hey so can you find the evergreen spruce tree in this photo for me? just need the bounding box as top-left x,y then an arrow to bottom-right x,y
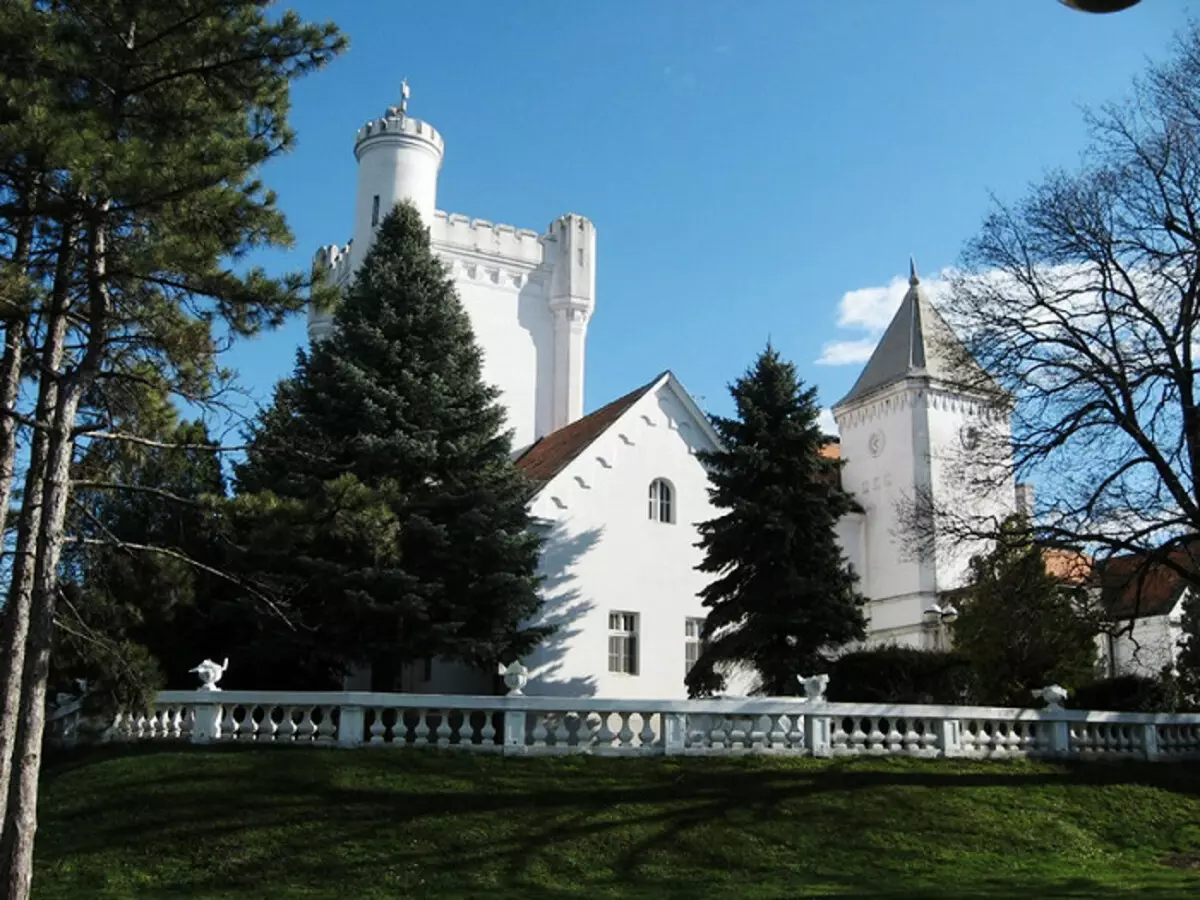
236,202 -> 548,687
686,346 -> 866,697
950,516 -> 1099,706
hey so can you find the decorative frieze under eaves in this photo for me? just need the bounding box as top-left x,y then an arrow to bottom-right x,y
437,248 -> 549,291
835,382 -> 1006,431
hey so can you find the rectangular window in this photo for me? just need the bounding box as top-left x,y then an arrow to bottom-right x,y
685,617 -> 704,677
608,611 -> 639,675
371,194 -> 381,227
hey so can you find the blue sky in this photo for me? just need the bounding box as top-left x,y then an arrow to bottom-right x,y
224,0 -> 1197,437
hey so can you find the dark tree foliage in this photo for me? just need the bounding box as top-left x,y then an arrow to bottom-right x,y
823,647 -> 975,705
951,517 -> 1099,706
235,203 -> 548,687
686,346 -> 866,697
1068,673 -> 1190,713
0,5 -> 346,895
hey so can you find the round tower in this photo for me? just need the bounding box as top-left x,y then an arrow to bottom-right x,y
308,84 -> 445,343
347,82 -> 445,273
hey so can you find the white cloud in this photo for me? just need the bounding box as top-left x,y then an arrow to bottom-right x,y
818,408 -> 837,435
815,340 -> 877,366
816,269 -> 952,367
835,277 -> 910,332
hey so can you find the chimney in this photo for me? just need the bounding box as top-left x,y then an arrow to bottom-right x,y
1015,482 -> 1035,518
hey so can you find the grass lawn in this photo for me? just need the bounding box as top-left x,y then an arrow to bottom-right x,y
31,744 -> 1200,898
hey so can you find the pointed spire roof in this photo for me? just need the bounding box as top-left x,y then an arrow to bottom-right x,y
834,260 -> 1000,409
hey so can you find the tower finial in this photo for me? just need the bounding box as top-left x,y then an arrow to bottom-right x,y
909,256 -> 919,286
399,78 -> 410,115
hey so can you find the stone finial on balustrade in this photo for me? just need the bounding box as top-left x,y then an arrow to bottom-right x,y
1033,684 -> 1069,711
189,658 -> 229,692
799,673 -> 830,704
499,660 -> 529,696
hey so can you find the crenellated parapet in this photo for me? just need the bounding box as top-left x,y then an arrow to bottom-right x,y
312,242 -> 354,287
431,211 -> 546,268
354,113 -> 444,159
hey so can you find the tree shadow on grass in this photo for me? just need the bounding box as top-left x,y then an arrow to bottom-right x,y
35,746 -> 1200,899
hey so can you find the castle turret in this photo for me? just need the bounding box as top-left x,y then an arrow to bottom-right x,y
547,213 -> 596,430
832,258 -> 1014,647
309,82 -> 445,343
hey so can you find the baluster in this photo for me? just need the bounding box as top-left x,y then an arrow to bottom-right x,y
744,715 -> 763,751
458,711 -> 476,746
414,710 -> 430,747
617,712 -> 635,749
709,716 -> 727,751
551,713 -> 570,748
368,708 -> 386,745
277,707 -> 297,742
886,718 -> 904,752
866,718 -> 886,754
316,706 -> 336,744
1009,722 -> 1023,754
436,711 -> 452,747
480,711 -> 496,746
963,720 -> 980,755
769,715 -> 787,750
301,707 -> 319,742
596,712 -> 615,748
786,714 -> 804,751
639,713 -> 656,749
248,705 -> 266,742
1075,724 -> 1092,755
531,714 -> 549,748
846,718 -> 866,754
992,722 -> 1009,755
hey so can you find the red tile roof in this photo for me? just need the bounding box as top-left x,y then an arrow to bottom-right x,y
1098,545 -> 1199,619
515,374 -> 664,491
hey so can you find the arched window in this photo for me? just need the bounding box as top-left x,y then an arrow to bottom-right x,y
648,478 -> 674,523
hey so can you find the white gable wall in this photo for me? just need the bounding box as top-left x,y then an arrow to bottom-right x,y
1101,594 -> 1188,679
522,380 -> 740,699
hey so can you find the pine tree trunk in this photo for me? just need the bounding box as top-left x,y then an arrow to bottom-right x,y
0,208 -> 35,544
0,222 -> 73,849
1,382 -> 83,900
1,207 -> 106,899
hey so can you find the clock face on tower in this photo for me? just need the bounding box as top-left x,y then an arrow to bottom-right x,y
960,424 -> 980,451
868,430 -> 885,457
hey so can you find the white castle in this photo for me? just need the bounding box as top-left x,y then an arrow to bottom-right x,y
313,88 -> 1178,697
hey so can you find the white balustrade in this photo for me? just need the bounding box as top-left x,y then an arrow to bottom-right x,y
55,689 -> 1200,762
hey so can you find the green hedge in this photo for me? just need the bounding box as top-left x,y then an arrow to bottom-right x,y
824,647 -> 975,705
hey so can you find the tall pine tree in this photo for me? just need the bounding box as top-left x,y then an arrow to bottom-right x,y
235,202 -> 548,688
0,5 -> 344,893
686,346 -> 866,697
